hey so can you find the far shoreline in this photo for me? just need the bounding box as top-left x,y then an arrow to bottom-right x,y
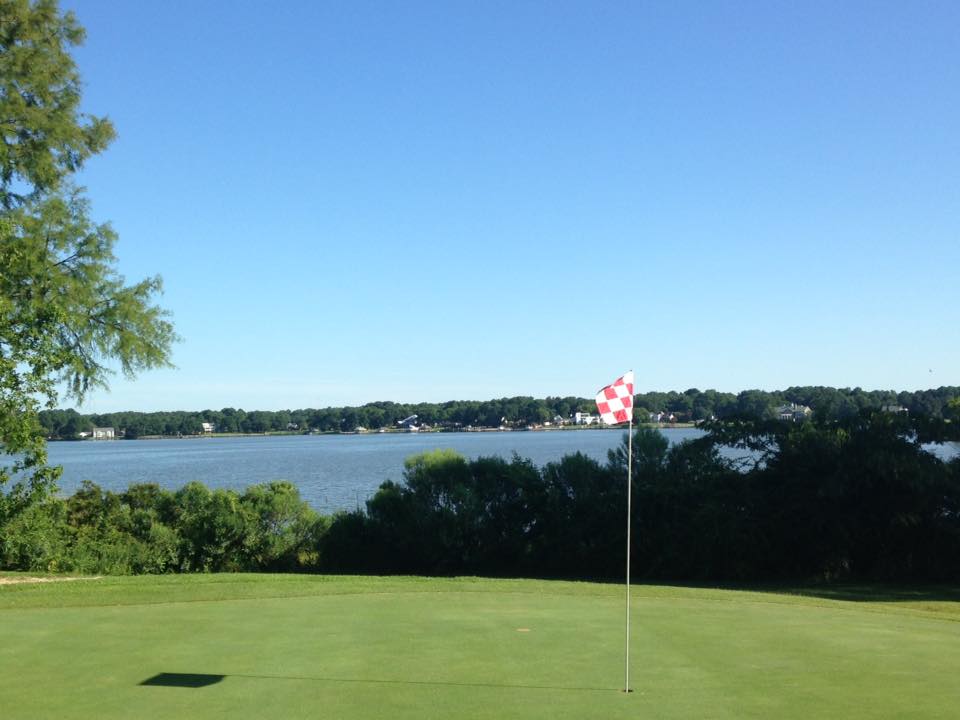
48,423 -> 699,442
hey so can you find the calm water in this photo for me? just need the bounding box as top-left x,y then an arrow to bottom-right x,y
45,429 -> 700,513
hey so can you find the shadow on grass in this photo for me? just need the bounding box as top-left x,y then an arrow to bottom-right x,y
762,585 -> 960,604
141,671 -> 613,693
141,673 -> 225,688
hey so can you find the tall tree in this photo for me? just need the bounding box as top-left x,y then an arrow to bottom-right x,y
0,0 -> 175,523
0,0 -> 115,209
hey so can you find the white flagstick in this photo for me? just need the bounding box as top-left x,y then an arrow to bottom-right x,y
625,417 -> 633,693
593,371 -> 636,694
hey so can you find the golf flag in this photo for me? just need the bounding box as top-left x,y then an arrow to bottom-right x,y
595,371 -> 635,425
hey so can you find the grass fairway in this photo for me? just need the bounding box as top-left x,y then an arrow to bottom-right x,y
2,575 -> 959,719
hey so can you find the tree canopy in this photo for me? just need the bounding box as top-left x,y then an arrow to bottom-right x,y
0,0 -> 175,523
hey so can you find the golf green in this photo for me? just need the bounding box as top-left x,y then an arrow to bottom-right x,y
1,574 -> 958,719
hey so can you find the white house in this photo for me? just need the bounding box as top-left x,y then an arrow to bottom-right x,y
573,412 -> 597,425
201,422 -> 216,434
776,404 -> 812,421
92,427 -> 115,440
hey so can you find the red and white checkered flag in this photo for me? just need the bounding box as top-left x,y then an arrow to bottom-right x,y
595,371 -> 635,425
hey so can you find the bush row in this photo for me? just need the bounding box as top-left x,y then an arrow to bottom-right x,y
1,481 -> 325,574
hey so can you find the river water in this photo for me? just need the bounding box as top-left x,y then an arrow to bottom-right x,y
45,429 -> 698,513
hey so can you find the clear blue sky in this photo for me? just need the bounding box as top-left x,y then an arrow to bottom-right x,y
62,0 -> 958,412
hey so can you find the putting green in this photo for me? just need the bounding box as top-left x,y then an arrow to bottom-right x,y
1,575 -> 958,719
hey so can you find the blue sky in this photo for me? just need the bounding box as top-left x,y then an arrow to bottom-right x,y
61,0 -> 958,412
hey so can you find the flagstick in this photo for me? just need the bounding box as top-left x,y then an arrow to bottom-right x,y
625,417 -> 633,693
595,371 -> 636,694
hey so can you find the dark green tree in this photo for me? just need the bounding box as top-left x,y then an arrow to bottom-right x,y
947,397 -> 960,421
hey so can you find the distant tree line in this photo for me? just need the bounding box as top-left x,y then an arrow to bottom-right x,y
5,412 -> 959,581
37,386 -> 960,439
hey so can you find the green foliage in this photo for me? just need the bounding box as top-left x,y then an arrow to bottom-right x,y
0,498 -> 71,571
534,452 -> 620,577
240,481 -> 326,570
170,480 -> 325,572
0,0 -> 115,208
0,0 -> 175,526
947,396 -> 960,421
0,480 -> 326,574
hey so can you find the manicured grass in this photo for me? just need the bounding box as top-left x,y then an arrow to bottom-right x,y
2,574 -> 959,719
